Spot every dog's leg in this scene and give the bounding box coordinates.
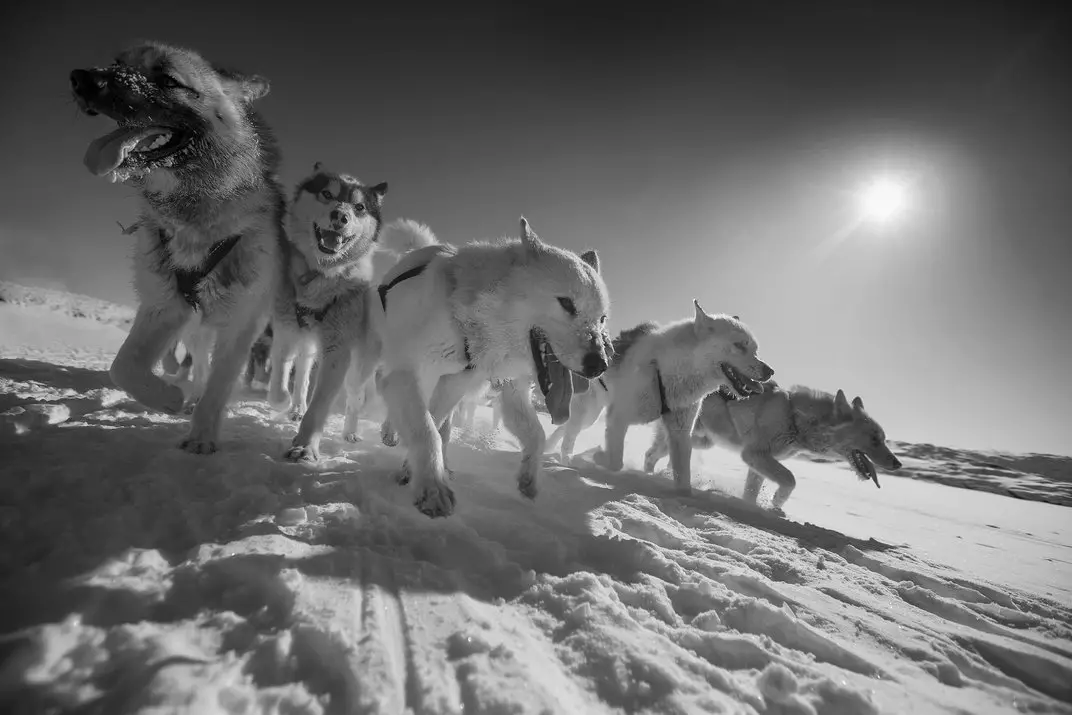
[286,342,352,462]
[644,421,670,473]
[595,408,629,471]
[181,324,213,411]
[381,367,454,518]
[181,313,265,454]
[499,380,545,500]
[663,402,702,494]
[342,340,380,443]
[290,338,316,422]
[741,448,797,513]
[110,304,191,414]
[741,468,765,503]
[491,396,503,431]
[560,391,602,463]
[267,324,297,412]
[375,368,401,446]
[396,371,481,484]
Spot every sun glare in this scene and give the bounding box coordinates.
[859,176,909,224]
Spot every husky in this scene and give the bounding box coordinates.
[268,214,434,428]
[70,41,286,453]
[265,164,393,461]
[574,304,775,494]
[375,217,612,518]
[645,383,902,512]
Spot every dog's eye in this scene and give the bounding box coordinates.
[160,75,183,89]
[319,190,333,201]
[353,203,366,213]
[557,297,577,316]
[600,315,607,324]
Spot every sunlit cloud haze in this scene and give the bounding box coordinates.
[1,1,1069,455]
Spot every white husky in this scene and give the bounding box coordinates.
[374,217,612,518]
[559,304,775,494]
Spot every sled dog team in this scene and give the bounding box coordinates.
[70,41,902,519]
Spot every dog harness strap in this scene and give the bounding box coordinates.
[377,263,428,310]
[598,377,608,391]
[159,229,243,310]
[378,262,474,370]
[294,298,337,329]
[654,364,671,416]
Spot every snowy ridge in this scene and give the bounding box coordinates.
[0,281,135,331]
[1,287,1071,713]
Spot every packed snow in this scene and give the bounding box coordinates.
[1,282,1070,714]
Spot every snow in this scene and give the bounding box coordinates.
[1,283,1071,714]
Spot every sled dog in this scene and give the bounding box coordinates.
[586,304,775,493]
[71,41,286,453]
[645,383,903,512]
[375,217,612,518]
[265,164,391,461]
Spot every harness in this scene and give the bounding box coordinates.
[377,262,473,367]
[295,299,337,329]
[654,363,671,416]
[157,229,243,311]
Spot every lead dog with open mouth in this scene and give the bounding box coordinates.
[70,41,286,453]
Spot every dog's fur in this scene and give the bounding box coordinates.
[644,382,902,511]
[265,164,393,461]
[454,379,505,432]
[71,41,286,452]
[375,217,612,518]
[571,303,775,494]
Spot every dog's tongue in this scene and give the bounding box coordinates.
[83,126,158,176]
[319,230,345,251]
[545,359,574,425]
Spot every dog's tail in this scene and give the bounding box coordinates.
[379,218,438,255]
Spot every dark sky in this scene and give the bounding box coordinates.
[1,0,1070,454]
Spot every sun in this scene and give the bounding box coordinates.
[858,176,909,224]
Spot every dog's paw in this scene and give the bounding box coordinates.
[381,422,399,447]
[181,398,201,416]
[288,409,304,423]
[393,461,411,486]
[592,449,608,468]
[414,483,456,518]
[344,432,361,443]
[285,444,320,463]
[267,392,292,413]
[179,437,217,455]
[517,474,538,500]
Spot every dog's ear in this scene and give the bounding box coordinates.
[520,216,542,249]
[834,389,851,418]
[852,395,865,412]
[239,73,270,102]
[694,299,711,324]
[579,250,600,273]
[732,315,740,321]
[370,182,388,203]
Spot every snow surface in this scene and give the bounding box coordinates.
[1,284,1071,714]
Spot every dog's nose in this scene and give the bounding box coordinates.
[70,69,95,94]
[582,351,608,378]
[890,456,902,470]
[758,360,774,380]
[330,209,348,225]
